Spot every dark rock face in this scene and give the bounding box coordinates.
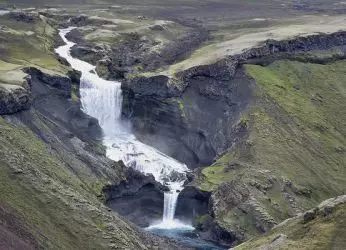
[65,18,208,80]
[176,186,211,223]
[121,31,346,169]
[122,68,254,168]
[65,29,85,44]
[180,31,346,82]
[175,186,236,247]
[104,167,168,227]
[8,12,38,23]
[23,67,72,96]
[70,45,104,65]
[0,84,31,115]
[197,221,236,247]
[24,67,102,141]
[67,69,82,84]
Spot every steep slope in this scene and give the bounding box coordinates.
[234,195,346,250]
[0,11,180,250]
[191,58,346,245]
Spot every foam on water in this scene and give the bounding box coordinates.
[55,27,191,229]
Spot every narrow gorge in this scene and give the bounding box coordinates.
[55,27,225,249]
[0,2,345,250]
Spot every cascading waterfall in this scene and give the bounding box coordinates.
[55,27,192,229]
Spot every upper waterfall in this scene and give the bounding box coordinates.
[55,27,190,228]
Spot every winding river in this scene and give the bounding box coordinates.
[55,27,226,249]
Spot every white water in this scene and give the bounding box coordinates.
[55,27,191,229]
[0,10,9,15]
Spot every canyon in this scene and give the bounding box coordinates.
[0,1,345,249]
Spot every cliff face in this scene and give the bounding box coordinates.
[0,70,31,115]
[178,30,346,82]
[0,84,31,115]
[121,31,346,169]
[121,31,346,246]
[122,68,254,168]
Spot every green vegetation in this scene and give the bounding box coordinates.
[0,12,152,249]
[0,113,147,249]
[197,151,236,191]
[234,203,346,250]
[196,59,346,240]
[0,13,68,74]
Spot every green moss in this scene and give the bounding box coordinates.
[195,59,346,241]
[0,117,94,249]
[88,179,109,202]
[0,14,68,73]
[244,60,346,199]
[197,151,236,191]
[0,116,144,249]
[234,204,346,250]
[176,99,186,119]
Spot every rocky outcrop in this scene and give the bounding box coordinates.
[0,84,31,115]
[176,186,211,223]
[121,30,346,169]
[70,44,105,65]
[23,67,102,141]
[8,12,38,23]
[178,30,346,83]
[303,195,346,224]
[67,69,82,84]
[65,15,208,80]
[122,68,254,168]
[104,167,169,227]
[23,67,72,96]
[69,15,114,27]
[233,195,346,250]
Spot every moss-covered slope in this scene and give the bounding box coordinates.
[0,116,142,249]
[194,59,346,244]
[234,195,346,250]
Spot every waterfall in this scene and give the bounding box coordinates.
[55,27,191,229]
[163,192,179,221]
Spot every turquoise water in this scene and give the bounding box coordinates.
[148,228,228,250]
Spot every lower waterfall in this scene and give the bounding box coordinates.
[55,27,190,229]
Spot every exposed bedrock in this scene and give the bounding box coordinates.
[121,30,346,169]
[176,186,211,223]
[104,167,169,228]
[24,67,72,96]
[23,67,102,141]
[1,66,182,249]
[122,68,254,168]
[66,15,208,79]
[179,30,346,82]
[176,186,235,246]
[0,83,31,115]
